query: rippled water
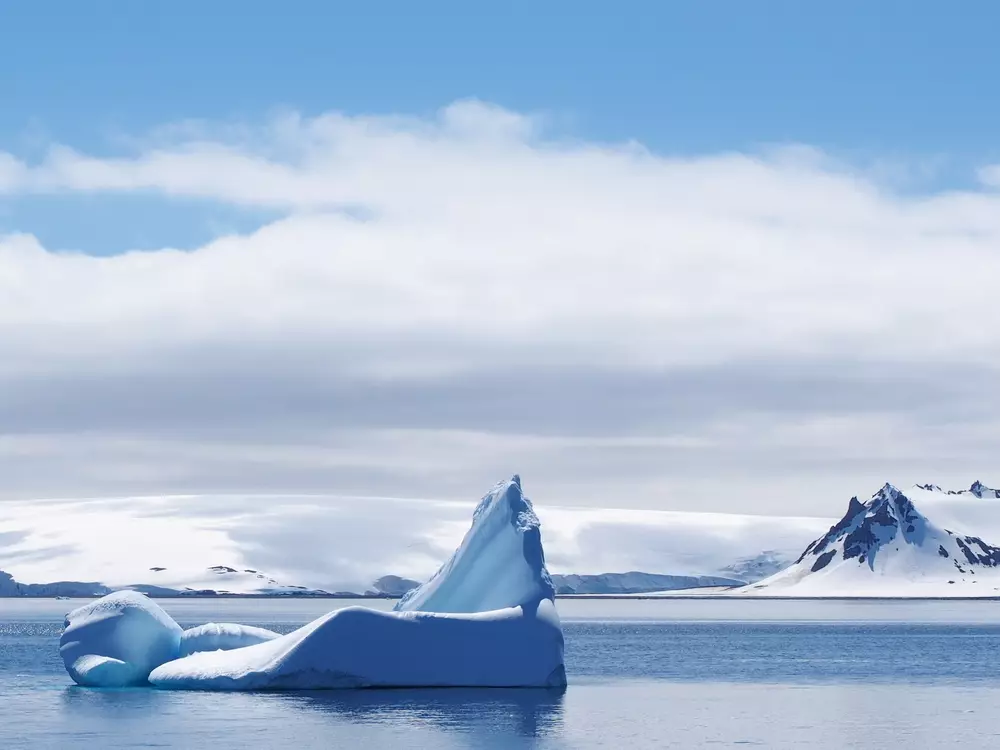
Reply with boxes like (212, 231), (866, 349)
(5, 598), (1000, 748)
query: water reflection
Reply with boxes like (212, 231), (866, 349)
(286, 687), (566, 736)
(61, 685), (180, 717)
(59, 685), (566, 741)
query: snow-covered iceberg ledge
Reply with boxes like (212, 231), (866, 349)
(60, 475), (566, 689)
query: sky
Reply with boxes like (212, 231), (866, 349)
(1, 2), (999, 517)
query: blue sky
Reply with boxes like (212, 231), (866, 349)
(1, 3), (999, 512)
(4, 1), (999, 155)
(4, 2), (999, 254)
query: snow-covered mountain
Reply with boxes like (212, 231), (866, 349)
(748, 482), (1000, 597)
(3, 481), (997, 598)
(0, 570), (109, 598)
(129, 564), (337, 596)
(0, 566), (334, 598)
(915, 480), (1000, 499)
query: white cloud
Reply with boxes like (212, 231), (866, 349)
(1, 100), (999, 511)
(979, 163), (1000, 188)
(0, 490), (833, 590)
(0, 152), (27, 192)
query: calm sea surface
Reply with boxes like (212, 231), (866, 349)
(4, 598), (1000, 748)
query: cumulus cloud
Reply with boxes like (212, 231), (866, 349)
(0, 100), (998, 512)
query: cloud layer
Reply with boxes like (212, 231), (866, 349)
(1, 101), (998, 513)
(0, 491), (832, 590)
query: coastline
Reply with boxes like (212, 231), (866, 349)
(5, 592), (1000, 601)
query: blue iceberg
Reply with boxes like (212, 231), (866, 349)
(60, 476), (566, 689)
(60, 590), (182, 687)
(178, 622), (281, 657)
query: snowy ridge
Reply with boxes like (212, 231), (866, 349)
(0, 567), (331, 598)
(551, 572), (743, 594)
(0, 570), (108, 598)
(749, 481), (1000, 597)
(138, 565), (333, 596)
(915, 480), (1000, 499)
(345, 571), (750, 598)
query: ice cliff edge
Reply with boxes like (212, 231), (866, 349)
(60, 475), (566, 689)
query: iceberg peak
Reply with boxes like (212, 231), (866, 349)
(396, 475), (555, 614)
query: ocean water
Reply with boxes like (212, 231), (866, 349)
(4, 599), (1000, 748)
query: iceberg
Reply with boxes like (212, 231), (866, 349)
(150, 599), (564, 689)
(59, 590), (183, 687)
(61, 475), (566, 690)
(179, 622), (280, 657)
(395, 475), (556, 613)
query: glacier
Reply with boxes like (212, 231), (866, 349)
(61, 475), (566, 690)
